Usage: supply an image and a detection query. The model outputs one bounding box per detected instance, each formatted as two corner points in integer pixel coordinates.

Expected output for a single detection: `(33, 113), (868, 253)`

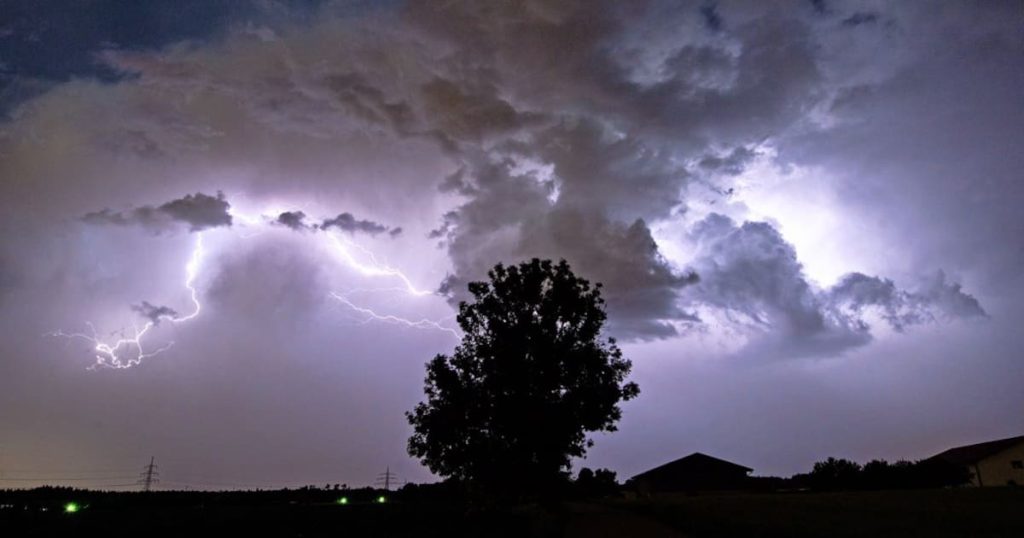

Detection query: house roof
(631, 452), (753, 481)
(928, 435), (1024, 466)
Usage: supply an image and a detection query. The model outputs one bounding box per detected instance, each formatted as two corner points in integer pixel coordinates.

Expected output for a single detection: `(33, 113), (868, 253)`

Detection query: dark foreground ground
(623, 488), (1024, 538)
(2, 487), (1022, 537)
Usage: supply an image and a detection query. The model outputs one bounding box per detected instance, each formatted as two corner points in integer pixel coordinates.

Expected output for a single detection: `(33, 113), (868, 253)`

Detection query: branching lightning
(55, 207), (459, 368)
(322, 231), (458, 337)
(53, 234), (206, 369)
(324, 233), (433, 296)
(329, 292), (459, 338)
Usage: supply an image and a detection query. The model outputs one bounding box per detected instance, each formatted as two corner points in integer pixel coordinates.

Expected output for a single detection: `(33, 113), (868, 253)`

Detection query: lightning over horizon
(51, 233), (207, 369)
(52, 206), (458, 369)
(3, 0), (1021, 496)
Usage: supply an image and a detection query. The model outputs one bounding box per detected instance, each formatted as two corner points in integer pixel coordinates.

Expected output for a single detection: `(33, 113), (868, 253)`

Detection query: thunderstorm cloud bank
(0, 0), (1021, 485)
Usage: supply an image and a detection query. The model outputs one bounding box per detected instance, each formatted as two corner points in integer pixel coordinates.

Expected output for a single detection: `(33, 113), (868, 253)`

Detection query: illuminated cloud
(0, 0), (1020, 485)
(51, 0), (990, 349)
(684, 214), (987, 358)
(274, 211), (310, 231)
(130, 301), (179, 325)
(319, 212), (398, 237)
(82, 191), (232, 233)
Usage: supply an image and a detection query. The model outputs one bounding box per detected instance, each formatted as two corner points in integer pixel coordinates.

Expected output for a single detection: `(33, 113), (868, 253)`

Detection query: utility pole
(138, 456), (159, 492)
(375, 466), (397, 491)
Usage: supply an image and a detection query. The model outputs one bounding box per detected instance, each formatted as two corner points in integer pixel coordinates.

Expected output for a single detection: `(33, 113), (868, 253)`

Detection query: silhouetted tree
(861, 459), (895, 489)
(809, 457), (862, 490)
(913, 458), (971, 488)
(406, 259), (639, 498)
(574, 467), (620, 498)
(801, 457), (970, 491)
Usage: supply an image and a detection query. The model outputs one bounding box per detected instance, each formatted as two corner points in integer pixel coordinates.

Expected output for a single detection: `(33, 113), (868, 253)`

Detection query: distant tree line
(788, 457), (971, 491)
(407, 456), (971, 498)
(400, 467), (620, 503)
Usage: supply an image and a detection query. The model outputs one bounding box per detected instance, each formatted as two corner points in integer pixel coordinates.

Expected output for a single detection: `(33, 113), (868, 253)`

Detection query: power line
(160, 480), (264, 489)
(0, 459), (363, 492)
(138, 456), (159, 492)
(0, 467), (131, 471)
(374, 466), (398, 491)
(0, 476), (136, 482)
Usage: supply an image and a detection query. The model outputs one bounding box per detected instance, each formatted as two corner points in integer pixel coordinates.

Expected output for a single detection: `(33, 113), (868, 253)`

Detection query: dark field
(2, 487), (1022, 537)
(624, 488), (1024, 538)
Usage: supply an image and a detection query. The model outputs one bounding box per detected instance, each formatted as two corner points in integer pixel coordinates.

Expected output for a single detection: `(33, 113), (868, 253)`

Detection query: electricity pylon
(374, 466), (398, 491)
(138, 456), (159, 492)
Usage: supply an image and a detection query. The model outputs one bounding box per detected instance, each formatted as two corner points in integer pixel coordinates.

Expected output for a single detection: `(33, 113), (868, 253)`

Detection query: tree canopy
(406, 259), (639, 495)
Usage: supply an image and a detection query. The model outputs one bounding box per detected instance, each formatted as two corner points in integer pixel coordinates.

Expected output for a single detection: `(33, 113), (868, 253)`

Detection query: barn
(928, 435), (1024, 487)
(628, 452), (753, 493)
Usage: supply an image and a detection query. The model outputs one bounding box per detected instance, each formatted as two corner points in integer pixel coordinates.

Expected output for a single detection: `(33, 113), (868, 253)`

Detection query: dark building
(629, 452), (753, 493)
(928, 435), (1024, 487)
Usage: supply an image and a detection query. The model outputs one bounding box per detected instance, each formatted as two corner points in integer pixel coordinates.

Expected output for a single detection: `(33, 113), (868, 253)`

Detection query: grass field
(620, 488), (1024, 538)
(2, 487), (1022, 537)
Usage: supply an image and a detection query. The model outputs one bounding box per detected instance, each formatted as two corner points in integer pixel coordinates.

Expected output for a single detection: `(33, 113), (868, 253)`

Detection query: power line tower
(138, 457), (159, 492)
(374, 466), (397, 491)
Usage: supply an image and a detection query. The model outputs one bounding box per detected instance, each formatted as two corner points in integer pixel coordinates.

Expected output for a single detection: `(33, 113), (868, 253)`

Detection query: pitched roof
(928, 435), (1024, 466)
(631, 452), (752, 481)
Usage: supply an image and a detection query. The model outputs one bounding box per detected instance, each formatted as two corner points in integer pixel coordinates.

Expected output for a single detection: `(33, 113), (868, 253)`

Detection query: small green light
(377, 495), (386, 504)
(64, 502), (79, 514)
(337, 497), (348, 505)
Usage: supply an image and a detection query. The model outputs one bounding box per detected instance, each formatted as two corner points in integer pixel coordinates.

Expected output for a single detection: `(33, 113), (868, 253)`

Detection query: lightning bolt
(322, 232), (459, 337)
(53, 234), (206, 369)
(330, 292), (459, 338)
(321, 230), (460, 337)
(55, 207), (459, 368)
(324, 233), (433, 296)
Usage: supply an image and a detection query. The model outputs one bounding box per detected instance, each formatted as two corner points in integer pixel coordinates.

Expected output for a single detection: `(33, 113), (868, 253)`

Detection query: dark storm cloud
(275, 210), (402, 237)
(82, 191), (232, 232)
(157, 192), (233, 230)
(130, 301), (178, 325)
(826, 272), (988, 331)
(826, 274), (918, 329)
(365, 0), (989, 344)
(0, 0), (1021, 490)
(698, 146), (759, 177)
(912, 271), (989, 321)
(15, 0), (991, 350)
(532, 208), (701, 339)
(323, 72), (418, 135)
(275, 211), (310, 231)
(777, 1), (1024, 298)
(404, 0), (822, 144)
(440, 204), (700, 339)
(408, 1), (826, 339)
(0, 0), (335, 114)
(319, 212), (398, 236)
(841, 12), (879, 27)
(699, 2), (724, 32)
(685, 214), (986, 358)
(73, 0), (827, 341)
(419, 78), (534, 142)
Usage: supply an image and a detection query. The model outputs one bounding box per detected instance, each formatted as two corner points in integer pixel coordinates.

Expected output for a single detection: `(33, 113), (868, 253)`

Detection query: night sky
(1, 0), (1021, 489)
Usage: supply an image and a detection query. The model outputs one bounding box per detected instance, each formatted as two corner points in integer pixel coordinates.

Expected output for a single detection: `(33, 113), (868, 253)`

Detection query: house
(928, 435), (1024, 487)
(628, 452), (753, 493)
